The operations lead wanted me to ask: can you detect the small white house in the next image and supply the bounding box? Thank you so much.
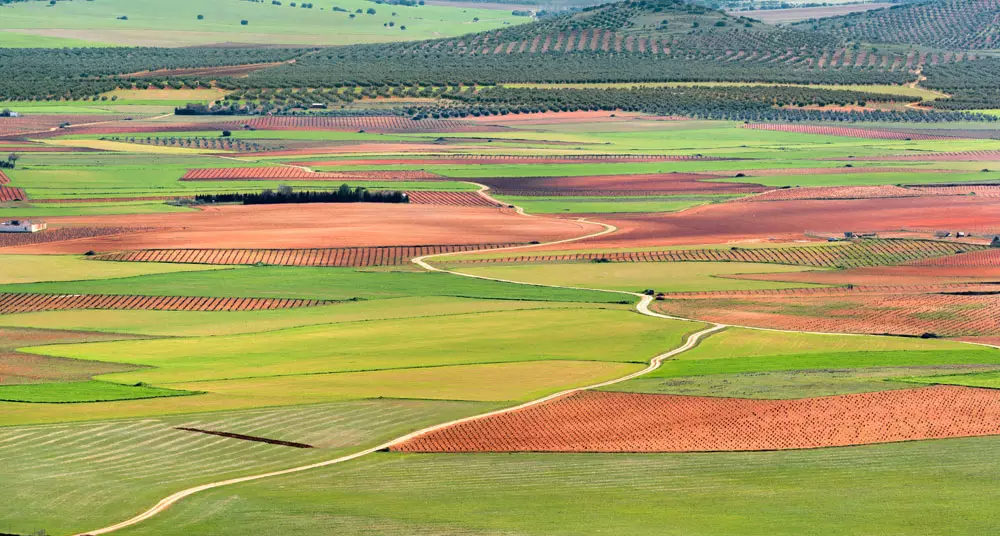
[0,220,47,233]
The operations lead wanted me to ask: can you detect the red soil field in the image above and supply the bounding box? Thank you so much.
[0,115,135,138]
[538,196,1000,248]
[910,248,1000,267]
[392,387,1000,452]
[0,293,329,314]
[180,167,442,181]
[1,204,599,254]
[478,173,766,196]
[405,191,500,207]
[736,185,922,202]
[298,154,730,167]
[459,110,688,125]
[0,227,150,249]
[653,286,1000,337]
[702,167,952,178]
[94,243,523,267]
[228,116,506,133]
[733,264,1000,287]
[452,239,969,268]
[743,123,955,140]
[0,170,9,184]
[909,185,1000,197]
[0,186,26,202]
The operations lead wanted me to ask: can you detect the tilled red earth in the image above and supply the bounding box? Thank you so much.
[297,154,730,167]
[392,387,1000,452]
[180,168,441,181]
[405,191,500,207]
[0,185,25,202]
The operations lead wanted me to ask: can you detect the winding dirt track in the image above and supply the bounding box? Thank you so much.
[73,200,721,536]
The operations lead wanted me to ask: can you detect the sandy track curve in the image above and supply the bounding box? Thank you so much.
[73,207,721,536]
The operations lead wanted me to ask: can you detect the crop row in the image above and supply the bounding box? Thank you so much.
[908,185,1000,198]
[0,170,9,184]
[100,136,280,153]
[0,293,330,315]
[910,248,1000,268]
[392,387,1000,453]
[868,150,1000,161]
[0,227,148,249]
[736,185,923,203]
[743,123,955,140]
[94,243,523,267]
[0,186,26,202]
[666,282,1000,299]
[180,167,440,181]
[296,154,731,167]
[404,191,500,207]
[452,239,980,269]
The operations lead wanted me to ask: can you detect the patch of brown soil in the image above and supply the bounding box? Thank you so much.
[392,387,1000,452]
[2,204,599,254]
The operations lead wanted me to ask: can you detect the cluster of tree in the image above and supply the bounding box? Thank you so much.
[195,185,408,205]
[421,86,993,123]
[0,153,19,169]
[923,58,1000,110]
[0,48,309,101]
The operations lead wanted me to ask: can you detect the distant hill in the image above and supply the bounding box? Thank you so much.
[797,0,1000,50]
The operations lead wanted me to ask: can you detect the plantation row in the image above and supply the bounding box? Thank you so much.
[804,0,1000,50]
[94,243,525,267]
[666,282,1000,299]
[924,58,1000,110]
[229,115,498,133]
[392,388,1000,452]
[405,191,500,207]
[98,136,281,153]
[451,240,983,269]
[911,248,1000,268]
[0,227,147,249]
[0,48,308,101]
[428,87,991,123]
[0,186,26,202]
[0,293,330,315]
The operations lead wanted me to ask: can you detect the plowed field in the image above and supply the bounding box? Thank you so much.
[909,185,1000,197]
[0,186,25,202]
[534,196,1000,248]
[478,173,765,196]
[1,204,596,254]
[0,170,8,184]
[94,243,523,267]
[736,185,922,202]
[653,286,1000,337]
[870,150,1000,161]
[0,293,329,314]
[911,248,1000,267]
[405,191,500,207]
[392,387,1000,452]
[180,168,441,181]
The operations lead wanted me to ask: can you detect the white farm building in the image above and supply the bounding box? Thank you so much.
[0,220,47,233]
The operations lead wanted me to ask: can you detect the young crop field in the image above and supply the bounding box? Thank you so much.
[0,293,332,315]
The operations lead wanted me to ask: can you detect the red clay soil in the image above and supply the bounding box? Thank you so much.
[0,186,27,202]
[735,185,922,202]
[0,293,330,314]
[478,173,766,196]
[94,243,524,267]
[460,110,666,124]
[537,196,1000,249]
[868,150,1000,162]
[732,264,1000,287]
[0,227,151,249]
[653,288,1000,337]
[911,248,1000,267]
[1,204,599,254]
[909,185,1000,197]
[0,170,7,184]
[229,116,507,133]
[392,387,1000,452]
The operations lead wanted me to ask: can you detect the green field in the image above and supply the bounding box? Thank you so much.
[109,437,1000,536]
[1,399,495,535]
[454,262,825,293]
[0,255,222,285]
[0,380,192,403]
[0,0,522,47]
[0,266,629,304]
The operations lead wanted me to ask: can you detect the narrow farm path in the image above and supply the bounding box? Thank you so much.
[71,208,722,536]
